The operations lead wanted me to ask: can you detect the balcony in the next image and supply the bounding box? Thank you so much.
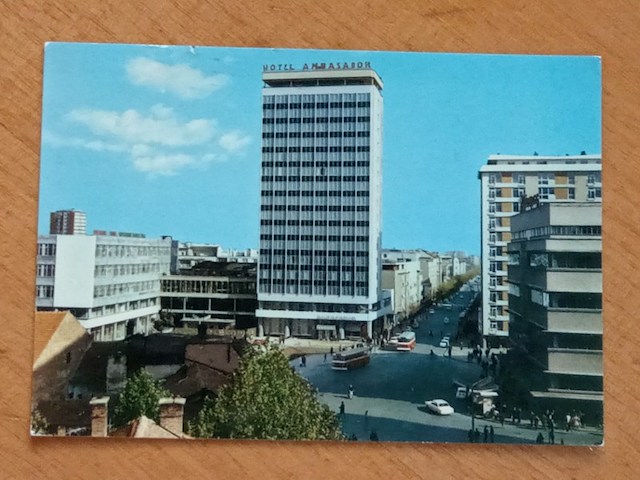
[547,348,603,376]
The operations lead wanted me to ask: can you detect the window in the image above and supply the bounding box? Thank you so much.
[538,187,555,200]
[508,252,520,265]
[587,172,601,184]
[515,174,525,184]
[587,187,602,200]
[530,289,549,306]
[538,173,555,185]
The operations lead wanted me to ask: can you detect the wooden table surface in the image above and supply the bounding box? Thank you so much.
[1,1,639,478]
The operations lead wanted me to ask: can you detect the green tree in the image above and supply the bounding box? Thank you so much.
[113,369,169,427]
[189,346,342,440]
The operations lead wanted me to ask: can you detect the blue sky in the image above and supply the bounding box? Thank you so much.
[39,43,601,254]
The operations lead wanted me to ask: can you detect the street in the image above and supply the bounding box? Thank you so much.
[296,284,603,445]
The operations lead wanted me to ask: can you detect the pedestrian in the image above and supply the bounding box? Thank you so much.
[474,428,481,443]
[302,355,307,367]
[536,432,545,444]
[339,401,345,416]
[324,352,327,362]
[483,425,489,443]
[364,410,368,420]
[448,345,452,358]
[369,430,379,441]
[348,384,354,399]
[489,425,495,443]
[429,330,433,338]
[549,429,555,445]
[517,407,522,424]
[468,429,474,443]
[500,413,505,427]
[535,415,540,429]
[330,346,334,355]
[566,413,571,431]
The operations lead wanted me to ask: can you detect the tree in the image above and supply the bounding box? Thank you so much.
[189,346,342,440]
[113,369,169,427]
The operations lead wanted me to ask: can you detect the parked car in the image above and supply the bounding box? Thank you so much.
[439,337,450,348]
[425,399,454,415]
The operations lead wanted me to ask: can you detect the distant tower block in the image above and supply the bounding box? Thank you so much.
[49,209,87,235]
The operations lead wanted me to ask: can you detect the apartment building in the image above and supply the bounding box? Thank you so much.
[478,153,602,344]
[506,202,602,416]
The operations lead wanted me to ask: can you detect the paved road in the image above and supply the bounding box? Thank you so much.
[296,283,603,445]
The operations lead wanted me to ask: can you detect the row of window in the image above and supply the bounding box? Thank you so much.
[93,280,158,298]
[259,300,370,312]
[487,172,601,185]
[260,249,369,256]
[36,243,56,256]
[263,116,370,124]
[94,263,166,277]
[263,160,370,167]
[160,279,255,295]
[261,219,369,226]
[262,146,370,153]
[260,284,369,296]
[265,265,368,272]
[96,244,171,258]
[512,225,602,241]
[527,251,601,269]
[99,298,157,316]
[262,191,370,198]
[259,279,368,287]
[530,289,602,310]
[261,234,369,241]
[261,205,370,212]
[36,264,55,277]
[263,131,370,138]
[263,101,371,109]
[262,175,369,182]
[36,285,54,298]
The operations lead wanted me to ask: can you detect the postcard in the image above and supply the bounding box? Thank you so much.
[32,43,602,445]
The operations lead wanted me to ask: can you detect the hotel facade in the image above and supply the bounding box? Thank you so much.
[256,67,392,340]
[478,154,602,344]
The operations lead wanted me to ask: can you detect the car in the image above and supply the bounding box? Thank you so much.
[425,399,454,415]
[439,337,450,348]
[429,308,435,314]
[442,303,453,310]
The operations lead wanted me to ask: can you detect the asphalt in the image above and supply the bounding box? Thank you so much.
[295,283,604,445]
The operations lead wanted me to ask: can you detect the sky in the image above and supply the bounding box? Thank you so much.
[39,43,601,254]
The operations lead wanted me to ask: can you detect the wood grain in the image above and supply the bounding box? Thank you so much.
[1,1,639,478]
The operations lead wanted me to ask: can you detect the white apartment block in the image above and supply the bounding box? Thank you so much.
[36,233,172,341]
[256,67,392,340]
[478,153,602,344]
[382,260,422,320]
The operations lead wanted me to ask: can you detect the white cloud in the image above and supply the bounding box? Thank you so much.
[126,57,228,99]
[132,151,196,176]
[41,130,127,153]
[68,105,215,147]
[219,130,251,153]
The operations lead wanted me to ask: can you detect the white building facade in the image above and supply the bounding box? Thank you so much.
[36,233,172,341]
[256,68,392,339]
[478,154,602,345]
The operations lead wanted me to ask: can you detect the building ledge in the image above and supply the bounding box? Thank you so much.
[530,390,603,401]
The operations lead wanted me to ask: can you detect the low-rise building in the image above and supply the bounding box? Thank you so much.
[507,201,602,418]
[36,231,172,341]
[160,261,258,333]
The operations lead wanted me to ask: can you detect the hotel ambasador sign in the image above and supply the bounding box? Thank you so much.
[263,61,372,72]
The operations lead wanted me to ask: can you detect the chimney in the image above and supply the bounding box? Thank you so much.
[158,397,186,435]
[90,396,110,437]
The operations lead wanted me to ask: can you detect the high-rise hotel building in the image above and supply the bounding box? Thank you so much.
[256,67,392,339]
[478,154,602,345]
